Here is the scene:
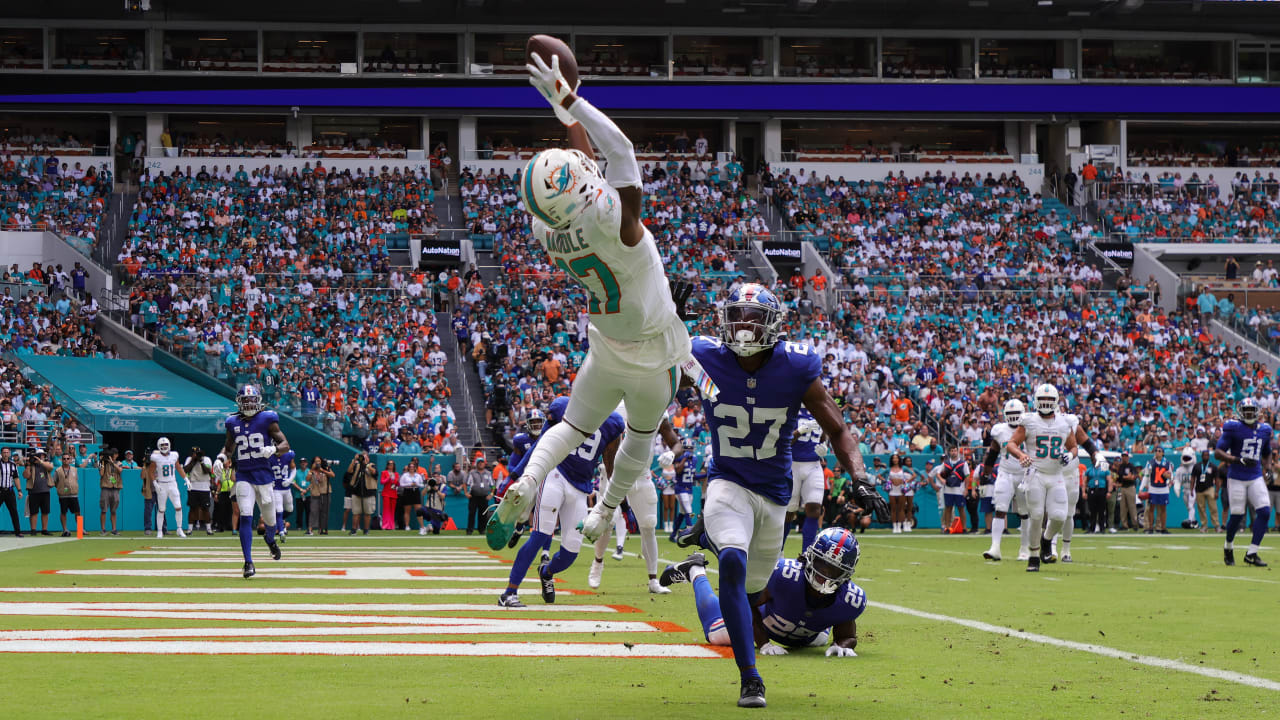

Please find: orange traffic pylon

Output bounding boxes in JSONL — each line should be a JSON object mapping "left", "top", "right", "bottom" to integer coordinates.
{"left": 949, "top": 516, "right": 965, "bottom": 535}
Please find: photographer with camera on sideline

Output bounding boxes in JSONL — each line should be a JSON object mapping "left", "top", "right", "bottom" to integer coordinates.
{"left": 347, "top": 452, "right": 377, "bottom": 535}
{"left": 23, "top": 449, "right": 54, "bottom": 536}
{"left": 184, "top": 446, "right": 215, "bottom": 535}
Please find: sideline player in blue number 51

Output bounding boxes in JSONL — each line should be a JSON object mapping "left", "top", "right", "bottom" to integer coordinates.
{"left": 676, "top": 283, "right": 887, "bottom": 708}
{"left": 661, "top": 527, "right": 865, "bottom": 661}
{"left": 222, "top": 385, "right": 291, "bottom": 578}
{"left": 1214, "top": 397, "right": 1272, "bottom": 567}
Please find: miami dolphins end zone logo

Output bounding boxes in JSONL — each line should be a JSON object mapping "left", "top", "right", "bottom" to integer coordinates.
{"left": 95, "top": 386, "right": 167, "bottom": 402}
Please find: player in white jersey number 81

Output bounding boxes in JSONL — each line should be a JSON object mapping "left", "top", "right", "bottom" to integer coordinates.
{"left": 485, "top": 51, "right": 697, "bottom": 551}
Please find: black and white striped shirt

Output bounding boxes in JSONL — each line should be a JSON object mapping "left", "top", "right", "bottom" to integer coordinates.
{"left": 0, "top": 460, "right": 16, "bottom": 490}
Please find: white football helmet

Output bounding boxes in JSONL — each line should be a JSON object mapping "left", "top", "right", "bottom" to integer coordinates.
{"left": 157, "top": 437, "right": 171, "bottom": 454}
{"left": 520, "top": 148, "right": 605, "bottom": 229}
{"left": 1002, "top": 399, "right": 1025, "bottom": 426}
{"left": 1034, "top": 384, "right": 1059, "bottom": 416}
{"left": 527, "top": 409, "right": 546, "bottom": 438}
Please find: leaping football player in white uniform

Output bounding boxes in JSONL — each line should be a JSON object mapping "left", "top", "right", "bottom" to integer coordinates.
{"left": 1005, "top": 384, "right": 1077, "bottom": 572}
{"left": 982, "top": 399, "right": 1029, "bottom": 561}
{"left": 150, "top": 437, "right": 187, "bottom": 539}
{"left": 486, "top": 51, "right": 693, "bottom": 551}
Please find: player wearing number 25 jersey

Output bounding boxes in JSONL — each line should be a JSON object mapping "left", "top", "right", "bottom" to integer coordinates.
{"left": 1214, "top": 397, "right": 1272, "bottom": 567}
{"left": 222, "top": 384, "right": 291, "bottom": 578}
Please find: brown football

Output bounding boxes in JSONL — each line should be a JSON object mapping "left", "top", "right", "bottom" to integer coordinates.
{"left": 526, "top": 34, "right": 578, "bottom": 88}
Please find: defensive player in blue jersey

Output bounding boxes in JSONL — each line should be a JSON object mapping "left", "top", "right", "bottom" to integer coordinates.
{"left": 662, "top": 527, "right": 865, "bottom": 660}
{"left": 270, "top": 450, "right": 297, "bottom": 542}
{"left": 790, "top": 407, "right": 828, "bottom": 553}
{"left": 669, "top": 449, "right": 698, "bottom": 542}
{"left": 221, "top": 385, "right": 290, "bottom": 579}
{"left": 498, "top": 397, "right": 626, "bottom": 608}
{"left": 499, "top": 408, "right": 546, "bottom": 549}
{"left": 1213, "top": 397, "right": 1272, "bottom": 567}
{"left": 674, "top": 283, "right": 886, "bottom": 708}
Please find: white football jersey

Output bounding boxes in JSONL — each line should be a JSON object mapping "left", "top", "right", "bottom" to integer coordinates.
{"left": 1062, "top": 413, "right": 1082, "bottom": 475}
{"left": 989, "top": 422, "right": 1025, "bottom": 476}
{"left": 150, "top": 450, "right": 180, "bottom": 483}
{"left": 534, "top": 186, "right": 690, "bottom": 373}
{"left": 1021, "top": 412, "right": 1075, "bottom": 474}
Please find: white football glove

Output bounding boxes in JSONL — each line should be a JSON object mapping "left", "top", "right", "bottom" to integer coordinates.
{"left": 259, "top": 444, "right": 277, "bottom": 459}
{"left": 184, "top": 480, "right": 191, "bottom": 491}
{"left": 759, "top": 642, "right": 788, "bottom": 656}
{"left": 1057, "top": 451, "right": 1072, "bottom": 467}
{"left": 798, "top": 419, "right": 822, "bottom": 436}
{"left": 578, "top": 501, "right": 615, "bottom": 542}
{"left": 657, "top": 451, "right": 676, "bottom": 468}
{"left": 825, "top": 645, "right": 858, "bottom": 658}
{"left": 815, "top": 443, "right": 829, "bottom": 458}
{"left": 527, "top": 53, "right": 577, "bottom": 125}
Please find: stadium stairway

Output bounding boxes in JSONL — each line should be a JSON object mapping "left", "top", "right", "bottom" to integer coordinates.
{"left": 435, "top": 311, "right": 488, "bottom": 451}
{"left": 96, "top": 189, "right": 136, "bottom": 269}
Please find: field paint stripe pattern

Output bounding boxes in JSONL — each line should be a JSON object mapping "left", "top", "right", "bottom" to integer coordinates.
{"left": 0, "top": 600, "right": 628, "bottom": 612}
{"left": 0, "top": 586, "right": 593, "bottom": 596}
{"left": 0, "top": 640, "right": 730, "bottom": 658}
{"left": 654, "top": 552, "right": 1280, "bottom": 693}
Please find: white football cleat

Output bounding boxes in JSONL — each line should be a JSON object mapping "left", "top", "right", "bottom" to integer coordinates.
{"left": 648, "top": 578, "right": 672, "bottom": 594}
{"left": 1061, "top": 553, "right": 1073, "bottom": 563}
{"left": 1016, "top": 551, "right": 1030, "bottom": 561}
{"left": 176, "top": 528, "right": 187, "bottom": 539}
{"left": 495, "top": 475, "right": 538, "bottom": 526}
{"left": 156, "top": 530, "right": 163, "bottom": 539}
{"left": 982, "top": 549, "right": 1001, "bottom": 561}
{"left": 611, "top": 546, "right": 625, "bottom": 561}
{"left": 587, "top": 558, "right": 604, "bottom": 589}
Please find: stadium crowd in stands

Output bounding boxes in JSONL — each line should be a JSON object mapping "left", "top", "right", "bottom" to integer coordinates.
{"left": 0, "top": 155, "right": 112, "bottom": 240}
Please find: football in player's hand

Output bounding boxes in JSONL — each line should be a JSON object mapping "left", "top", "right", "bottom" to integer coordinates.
{"left": 527, "top": 34, "right": 578, "bottom": 88}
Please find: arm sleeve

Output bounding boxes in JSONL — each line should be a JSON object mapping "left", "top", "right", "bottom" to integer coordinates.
{"left": 565, "top": 97, "right": 641, "bottom": 189}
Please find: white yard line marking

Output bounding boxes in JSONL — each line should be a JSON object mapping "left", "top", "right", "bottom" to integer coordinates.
{"left": 0, "top": 587, "right": 537, "bottom": 596}
{"left": 0, "top": 604, "right": 660, "bottom": 632}
{"left": 871, "top": 542, "right": 1280, "bottom": 586}
{"left": 49, "top": 568, "right": 513, "bottom": 580}
{"left": 656, "top": 553, "right": 1280, "bottom": 692}
{"left": 0, "top": 625, "right": 652, "bottom": 641}
{"left": 0, "top": 537, "right": 73, "bottom": 553}
{"left": 0, "top": 640, "right": 725, "bottom": 658}
{"left": 947, "top": 577, "right": 969, "bottom": 582}
{"left": 126, "top": 550, "right": 487, "bottom": 557}
{"left": 0, "top": 601, "right": 624, "bottom": 613}
{"left": 101, "top": 558, "right": 501, "bottom": 565}
{"left": 869, "top": 600, "right": 1280, "bottom": 692}
{"left": 1133, "top": 577, "right": 1156, "bottom": 581}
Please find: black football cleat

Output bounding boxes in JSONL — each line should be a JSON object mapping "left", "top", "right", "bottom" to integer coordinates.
{"left": 1026, "top": 555, "right": 1041, "bottom": 573}
{"left": 243, "top": 562, "right": 256, "bottom": 578}
{"left": 268, "top": 540, "right": 281, "bottom": 561}
{"left": 1039, "top": 544, "right": 1056, "bottom": 565}
{"left": 674, "top": 514, "right": 706, "bottom": 549}
{"left": 1244, "top": 552, "right": 1267, "bottom": 567}
{"left": 738, "top": 677, "right": 766, "bottom": 708}
{"left": 538, "top": 561, "right": 556, "bottom": 604}
{"left": 660, "top": 552, "right": 708, "bottom": 587}
{"left": 507, "top": 523, "right": 526, "bottom": 549}
{"left": 1224, "top": 548, "right": 1236, "bottom": 566}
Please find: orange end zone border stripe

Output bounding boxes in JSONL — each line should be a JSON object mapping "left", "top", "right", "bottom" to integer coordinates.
{"left": 645, "top": 621, "right": 689, "bottom": 633}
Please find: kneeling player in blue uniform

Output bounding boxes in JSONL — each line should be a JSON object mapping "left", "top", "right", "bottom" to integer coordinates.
{"left": 498, "top": 397, "right": 625, "bottom": 608}
{"left": 1214, "top": 398, "right": 1272, "bottom": 567}
{"left": 662, "top": 527, "right": 864, "bottom": 658}
{"left": 221, "top": 385, "right": 291, "bottom": 578}
{"left": 672, "top": 284, "right": 887, "bottom": 708}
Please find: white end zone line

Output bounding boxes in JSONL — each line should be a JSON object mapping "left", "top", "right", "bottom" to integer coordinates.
{"left": 0, "top": 640, "right": 726, "bottom": 658}
{"left": 656, "top": 553, "right": 1280, "bottom": 693}
{"left": 0, "top": 587, "right": 556, "bottom": 596}
{"left": 0, "top": 601, "right": 629, "bottom": 613}
{"left": 870, "top": 600, "right": 1280, "bottom": 692}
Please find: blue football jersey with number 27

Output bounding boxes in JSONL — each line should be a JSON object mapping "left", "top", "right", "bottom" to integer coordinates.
{"left": 1216, "top": 419, "right": 1273, "bottom": 482}
{"left": 225, "top": 410, "right": 281, "bottom": 484}
{"left": 691, "top": 336, "right": 822, "bottom": 506}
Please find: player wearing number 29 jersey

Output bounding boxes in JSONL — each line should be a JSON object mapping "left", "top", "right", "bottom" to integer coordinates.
{"left": 225, "top": 408, "right": 282, "bottom": 485}
{"left": 221, "top": 384, "right": 291, "bottom": 578}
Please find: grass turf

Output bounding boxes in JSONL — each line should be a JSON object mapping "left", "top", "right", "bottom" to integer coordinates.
{"left": 0, "top": 530, "right": 1274, "bottom": 719}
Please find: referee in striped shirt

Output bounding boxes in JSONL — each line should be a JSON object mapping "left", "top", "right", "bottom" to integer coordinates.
{"left": 0, "top": 447, "right": 20, "bottom": 537}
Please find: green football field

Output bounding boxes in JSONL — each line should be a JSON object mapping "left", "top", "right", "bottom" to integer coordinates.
{"left": 0, "top": 529, "right": 1275, "bottom": 719}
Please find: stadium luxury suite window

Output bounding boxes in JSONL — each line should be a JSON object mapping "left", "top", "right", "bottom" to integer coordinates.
{"left": 1082, "top": 39, "right": 1231, "bottom": 81}
{"left": 263, "top": 31, "right": 355, "bottom": 73}
{"left": 162, "top": 30, "right": 257, "bottom": 72}
{"left": 53, "top": 28, "right": 146, "bottom": 71}
{"left": 781, "top": 120, "right": 1007, "bottom": 160}
{"left": 978, "top": 39, "right": 1063, "bottom": 80}
{"left": 882, "top": 38, "right": 973, "bottom": 80}
{"left": 575, "top": 35, "right": 665, "bottom": 77}
{"left": 311, "top": 116, "right": 420, "bottom": 154}
{"left": 474, "top": 118, "right": 720, "bottom": 160}
{"left": 473, "top": 33, "right": 568, "bottom": 74}
{"left": 363, "top": 33, "right": 460, "bottom": 74}
{"left": 672, "top": 36, "right": 769, "bottom": 77}
{"left": 0, "top": 28, "right": 42, "bottom": 70}
{"left": 780, "top": 37, "right": 875, "bottom": 78}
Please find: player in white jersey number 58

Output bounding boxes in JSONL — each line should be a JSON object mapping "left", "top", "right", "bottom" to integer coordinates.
{"left": 1004, "top": 384, "right": 1078, "bottom": 573}
{"left": 486, "top": 52, "right": 694, "bottom": 550}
